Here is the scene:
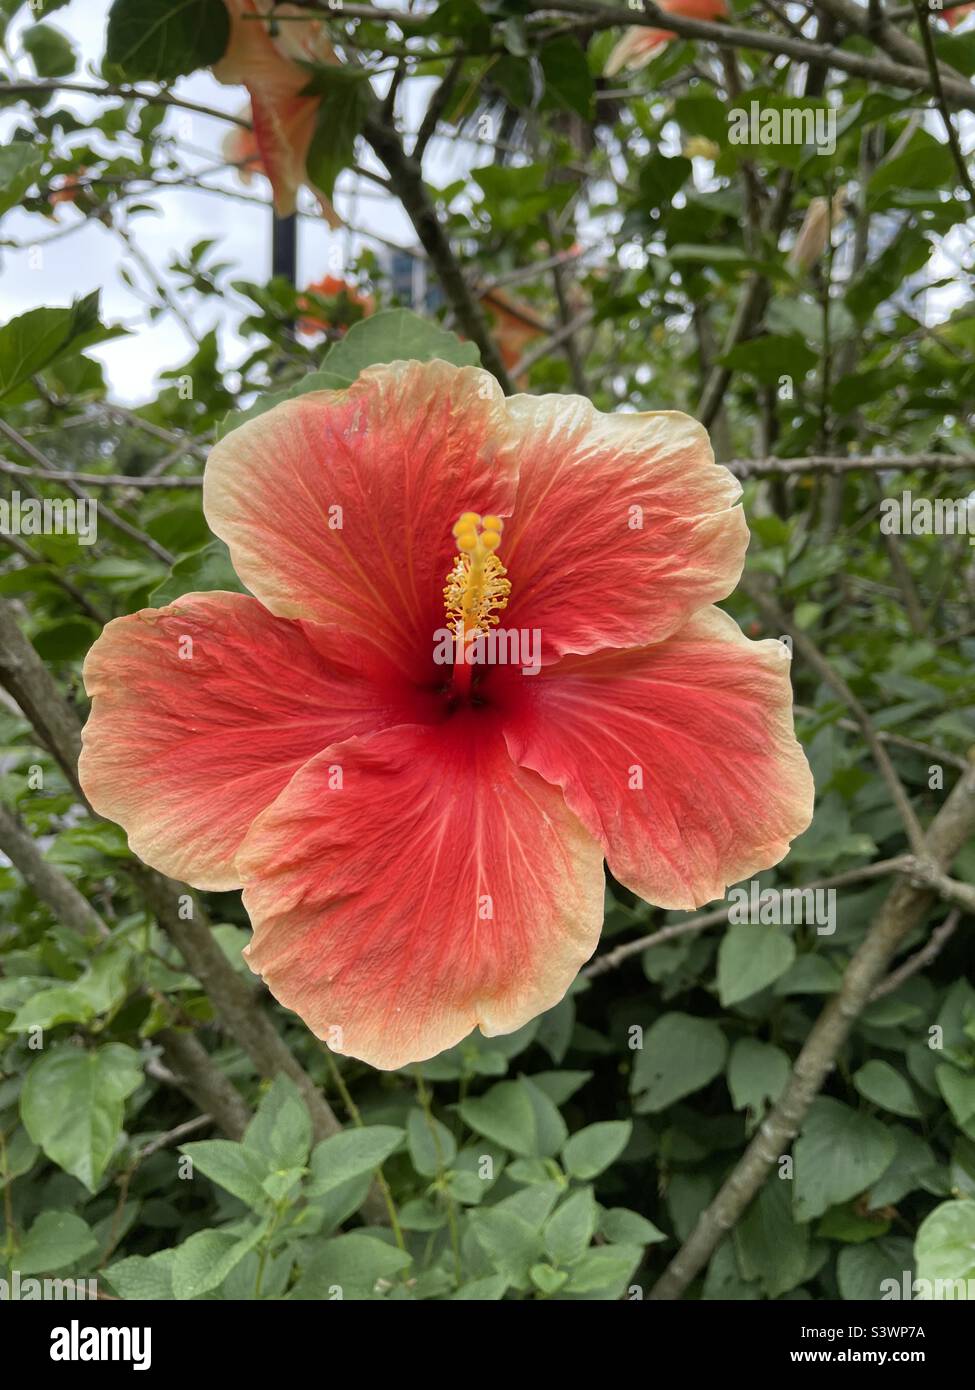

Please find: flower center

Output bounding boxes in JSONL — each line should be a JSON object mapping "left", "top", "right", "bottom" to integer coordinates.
{"left": 443, "top": 512, "right": 510, "bottom": 642}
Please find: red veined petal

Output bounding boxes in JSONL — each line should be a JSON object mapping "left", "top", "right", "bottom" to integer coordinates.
{"left": 500, "top": 606, "right": 814, "bottom": 910}
{"left": 236, "top": 715, "right": 605, "bottom": 1070}
{"left": 79, "top": 592, "right": 427, "bottom": 891}
{"left": 502, "top": 398, "right": 747, "bottom": 659}
{"left": 203, "top": 360, "right": 520, "bottom": 683}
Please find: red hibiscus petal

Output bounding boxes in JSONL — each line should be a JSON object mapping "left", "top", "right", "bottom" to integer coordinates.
{"left": 79, "top": 592, "right": 424, "bottom": 890}
{"left": 203, "top": 361, "right": 520, "bottom": 684}
{"left": 236, "top": 715, "right": 605, "bottom": 1070}
{"left": 501, "top": 399, "right": 747, "bottom": 659}
{"left": 500, "top": 606, "right": 814, "bottom": 910}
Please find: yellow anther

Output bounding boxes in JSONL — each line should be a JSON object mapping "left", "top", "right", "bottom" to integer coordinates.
{"left": 443, "top": 510, "right": 511, "bottom": 638}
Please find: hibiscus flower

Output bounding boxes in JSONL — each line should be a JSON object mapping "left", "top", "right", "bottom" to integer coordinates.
{"left": 79, "top": 359, "right": 813, "bottom": 1070}
{"left": 214, "top": 0, "right": 341, "bottom": 225}
{"left": 605, "top": 0, "right": 729, "bottom": 76}
{"left": 297, "top": 275, "right": 375, "bottom": 336}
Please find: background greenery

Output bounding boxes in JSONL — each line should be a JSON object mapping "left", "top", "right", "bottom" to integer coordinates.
{"left": 1, "top": 0, "right": 974, "bottom": 1302}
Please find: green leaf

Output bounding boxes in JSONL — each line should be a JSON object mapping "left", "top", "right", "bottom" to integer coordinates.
{"left": 564, "top": 1243, "right": 642, "bottom": 1294}
{"left": 17, "top": 1211, "right": 97, "bottom": 1274}
{"left": 735, "top": 1180, "right": 809, "bottom": 1298}
{"left": 0, "top": 145, "right": 44, "bottom": 216}
{"left": 717, "top": 925, "right": 796, "bottom": 1006}
{"left": 105, "top": 1251, "right": 176, "bottom": 1300}
{"left": 305, "top": 70, "right": 374, "bottom": 202}
{"left": 468, "top": 1207, "right": 542, "bottom": 1284}
{"left": 243, "top": 1076, "right": 311, "bottom": 1171}
{"left": 406, "top": 1107, "right": 456, "bottom": 1178}
{"left": 727, "top": 1038, "right": 790, "bottom": 1116}
{"left": 179, "top": 1140, "right": 270, "bottom": 1209}
{"left": 289, "top": 1233, "right": 411, "bottom": 1299}
{"left": 914, "top": 1200, "right": 975, "bottom": 1296}
{"left": 562, "top": 1121, "right": 631, "bottom": 1180}
{"left": 936, "top": 1063, "right": 975, "bottom": 1133}
{"left": 0, "top": 294, "right": 118, "bottom": 400}
{"left": 544, "top": 1187, "right": 597, "bottom": 1266}
{"left": 22, "top": 22, "right": 75, "bottom": 77}
{"left": 20, "top": 1043, "right": 142, "bottom": 1191}
{"left": 105, "top": 0, "right": 229, "bottom": 82}
{"left": 459, "top": 1077, "right": 566, "bottom": 1158}
{"left": 630, "top": 1013, "right": 727, "bottom": 1113}
{"left": 306, "top": 1125, "right": 404, "bottom": 1197}
{"left": 539, "top": 37, "right": 593, "bottom": 118}
{"left": 171, "top": 1225, "right": 263, "bottom": 1300}
{"left": 854, "top": 1060, "right": 921, "bottom": 1119}
{"left": 793, "top": 1098, "right": 897, "bottom": 1223}
{"left": 722, "top": 334, "right": 818, "bottom": 385}
{"left": 149, "top": 539, "right": 245, "bottom": 606}
{"left": 600, "top": 1208, "right": 667, "bottom": 1246}
{"left": 837, "top": 1237, "right": 914, "bottom": 1302}
{"left": 322, "top": 308, "right": 480, "bottom": 385}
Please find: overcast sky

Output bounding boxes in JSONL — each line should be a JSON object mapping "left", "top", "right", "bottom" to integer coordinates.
{"left": 0, "top": 0, "right": 450, "bottom": 403}
{"left": 0, "top": 2, "right": 971, "bottom": 406}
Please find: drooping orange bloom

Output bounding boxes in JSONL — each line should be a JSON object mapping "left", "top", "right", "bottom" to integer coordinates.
{"left": 79, "top": 360, "right": 813, "bottom": 1070}
{"left": 296, "top": 275, "right": 375, "bottom": 335}
{"left": 214, "top": 1, "right": 341, "bottom": 224}
{"left": 605, "top": 0, "right": 729, "bottom": 75}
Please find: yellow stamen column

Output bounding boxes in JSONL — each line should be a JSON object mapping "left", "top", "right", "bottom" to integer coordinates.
{"left": 443, "top": 513, "right": 511, "bottom": 696}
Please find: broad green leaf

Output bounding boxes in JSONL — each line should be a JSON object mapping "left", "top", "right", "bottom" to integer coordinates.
{"left": 179, "top": 1140, "right": 270, "bottom": 1209}
{"left": 914, "top": 1200, "right": 975, "bottom": 1297}
{"left": 243, "top": 1076, "right": 311, "bottom": 1171}
{"left": 717, "top": 925, "right": 796, "bottom": 1006}
{"left": 322, "top": 308, "right": 480, "bottom": 384}
{"left": 544, "top": 1186, "right": 597, "bottom": 1266}
{"left": 171, "top": 1225, "right": 263, "bottom": 1301}
{"left": 105, "top": 1250, "right": 176, "bottom": 1300}
{"left": 562, "top": 1121, "right": 631, "bottom": 1180}
{"left": 22, "top": 22, "right": 75, "bottom": 76}
{"left": 406, "top": 1107, "right": 456, "bottom": 1178}
{"left": 734, "top": 1179, "right": 809, "bottom": 1298}
{"left": 289, "top": 1233, "right": 411, "bottom": 1299}
{"left": 306, "top": 1125, "right": 404, "bottom": 1196}
{"left": 459, "top": 1077, "right": 565, "bottom": 1158}
{"left": 630, "top": 1013, "right": 727, "bottom": 1113}
{"left": 105, "top": 0, "right": 229, "bottom": 82}
{"left": 727, "top": 1038, "right": 790, "bottom": 1116}
{"left": 793, "top": 1098, "right": 897, "bottom": 1223}
{"left": 305, "top": 69, "right": 374, "bottom": 201}
{"left": 0, "top": 146, "right": 44, "bottom": 217}
{"left": 17, "top": 1211, "right": 97, "bottom": 1275}
{"left": 854, "top": 1060, "right": 922, "bottom": 1119}
{"left": 20, "top": 1043, "right": 142, "bottom": 1191}
{"left": 0, "top": 294, "right": 119, "bottom": 400}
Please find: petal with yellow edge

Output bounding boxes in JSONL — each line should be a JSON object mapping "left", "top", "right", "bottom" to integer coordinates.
{"left": 500, "top": 396, "right": 747, "bottom": 660}
{"left": 79, "top": 592, "right": 428, "bottom": 891}
{"left": 500, "top": 606, "right": 814, "bottom": 910}
{"left": 236, "top": 715, "right": 606, "bottom": 1071}
{"left": 203, "top": 360, "right": 520, "bottom": 683}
